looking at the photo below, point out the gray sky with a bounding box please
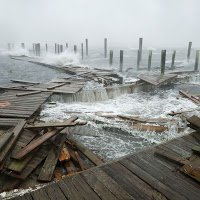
[0,0,199,47]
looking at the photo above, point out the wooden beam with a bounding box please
[0,131,14,152]
[38,133,66,182]
[179,90,200,104]
[68,136,104,166]
[128,124,168,132]
[16,91,41,97]
[187,115,200,128]
[12,117,78,160]
[59,143,70,162]
[0,120,26,163]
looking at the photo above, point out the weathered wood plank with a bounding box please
[16,91,41,97]
[187,115,200,128]
[0,120,26,163]
[37,133,66,182]
[68,136,104,166]
[179,90,200,104]
[0,131,14,152]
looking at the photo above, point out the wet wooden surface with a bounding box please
[9,132,200,200]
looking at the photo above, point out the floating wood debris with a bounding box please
[179,90,200,104]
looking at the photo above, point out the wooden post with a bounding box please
[194,50,200,72]
[109,50,113,66]
[46,44,48,52]
[60,45,63,53]
[104,38,107,58]
[119,50,123,72]
[81,43,84,60]
[58,44,60,54]
[55,43,57,54]
[148,50,152,71]
[137,50,140,71]
[161,50,166,75]
[74,45,77,54]
[66,43,68,49]
[37,43,40,57]
[171,50,176,70]
[86,39,88,56]
[187,41,192,61]
[139,38,143,62]
[12,43,14,50]
[21,43,25,49]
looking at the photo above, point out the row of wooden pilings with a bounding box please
[7,39,199,73]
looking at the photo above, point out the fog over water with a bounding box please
[0,0,200,48]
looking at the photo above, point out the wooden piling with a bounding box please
[86,39,88,56]
[161,50,166,75]
[46,44,48,52]
[55,43,57,54]
[194,50,199,72]
[137,50,140,71]
[12,43,14,50]
[187,41,192,61]
[104,38,107,58]
[139,38,143,62]
[66,43,68,49]
[148,50,152,71]
[58,44,60,54]
[109,50,113,66]
[60,45,63,53]
[119,50,123,72]
[81,43,84,60]
[74,45,77,54]
[21,43,25,49]
[171,50,176,70]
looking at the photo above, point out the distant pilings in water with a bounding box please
[21,43,25,49]
[148,50,152,71]
[74,45,77,54]
[171,50,176,70]
[109,50,113,66]
[66,43,68,49]
[194,50,199,72]
[119,50,123,72]
[35,43,40,56]
[139,38,143,62]
[46,44,48,52]
[86,39,88,56]
[7,43,11,51]
[161,50,166,75]
[104,38,107,58]
[137,50,140,71]
[81,43,84,60]
[187,41,192,61]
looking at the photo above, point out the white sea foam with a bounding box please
[42,51,80,66]
[1,48,29,56]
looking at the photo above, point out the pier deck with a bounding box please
[8,132,200,200]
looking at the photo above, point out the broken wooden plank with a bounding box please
[47,82,70,90]
[192,145,200,154]
[128,124,168,132]
[16,91,41,97]
[25,117,80,129]
[38,133,66,182]
[138,75,159,86]
[68,136,104,166]
[59,143,70,162]
[12,117,78,160]
[0,120,26,163]
[0,131,14,152]
[75,151,85,171]
[10,79,40,84]
[187,115,200,128]
[64,160,77,175]
[179,90,200,104]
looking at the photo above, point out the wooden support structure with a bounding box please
[161,50,166,75]
[81,43,84,60]
[86,39,88,56]
[104,38,107,58]
[139,38,143,62]
[74,45,77,54]
[148,50,152,71]
[119,50,123,72]
[171,50,176,70]
[109,50,113,66]
[187,41,192,61]
[137,50,140,71]
[194,50,199,72]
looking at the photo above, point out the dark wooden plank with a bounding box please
[0,120,26,163]
[31,188,50,200]
[64,160,77,174]
[44,183,66,200]
[120,158,186,200]
[12,192,33,200]
[68,136,103,166]
[102,162,156,200]
[38,133,66,182]
[129,151,200,199]
[90,168,134,200]
[0,131,14,151]
[16,91,42,97]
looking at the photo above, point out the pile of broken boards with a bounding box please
[0,116,102,193]
[154,115,200,183]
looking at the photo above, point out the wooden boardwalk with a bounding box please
[9,132,200,200]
